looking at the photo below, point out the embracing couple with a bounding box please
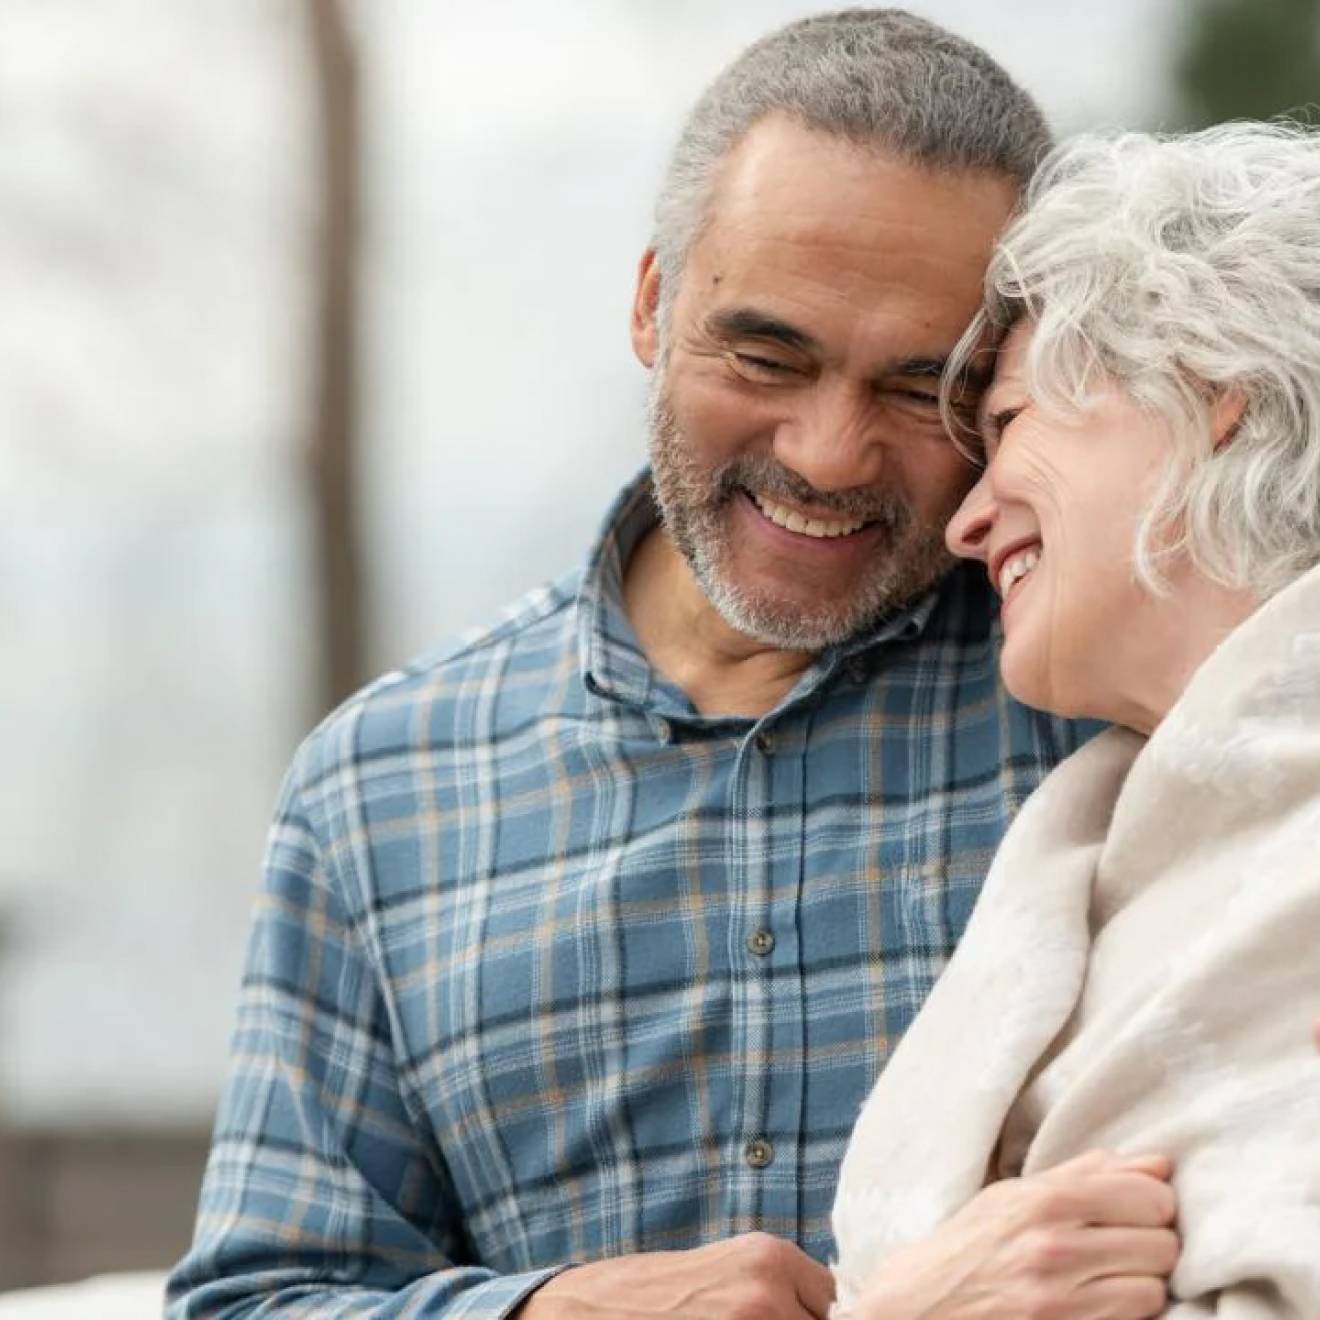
[169,9,1320,1318]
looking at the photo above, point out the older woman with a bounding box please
[832,121,1320,1318]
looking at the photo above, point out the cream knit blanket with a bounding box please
[832,564,1320,1317]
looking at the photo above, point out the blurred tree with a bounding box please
[1174,0,1320,126]
[307,0,366,711]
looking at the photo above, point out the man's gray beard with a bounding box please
[646,374,956,652]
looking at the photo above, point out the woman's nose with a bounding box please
[945,473,996,561]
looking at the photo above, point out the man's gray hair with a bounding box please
[947,121,1320,600]
[651,8,1051,316]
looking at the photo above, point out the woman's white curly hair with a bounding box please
[945,120,1320,598]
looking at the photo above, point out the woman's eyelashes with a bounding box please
[980,405,1024,455]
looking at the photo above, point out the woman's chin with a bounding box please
[1000,659,1107,725]
[1000,655,1068,720]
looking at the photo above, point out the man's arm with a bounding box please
[514,1235,834,1319]
[166,760,565,1319]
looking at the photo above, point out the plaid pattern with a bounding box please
[168,471,1091,1317]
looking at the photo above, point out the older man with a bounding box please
[169,11,1175,1319]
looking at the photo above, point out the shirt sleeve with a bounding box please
[165,755,569,1318]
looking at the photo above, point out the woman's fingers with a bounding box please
[1072,1225,1181,1277]
[1079,1170,1178,1229]
[1073,1273,1170,1320]
[1113,1152,1172,1180]
[1034,1150,1177,1230]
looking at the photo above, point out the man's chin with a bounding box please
[698,577,884,652]
[696,552,953,652]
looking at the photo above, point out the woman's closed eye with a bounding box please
[979,405,1023,457]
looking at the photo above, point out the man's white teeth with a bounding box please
[753,492,866,539]
[999,546,1041,598]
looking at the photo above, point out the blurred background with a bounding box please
[0,0,1315,1296]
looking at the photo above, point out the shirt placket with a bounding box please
[723,713,807,1238]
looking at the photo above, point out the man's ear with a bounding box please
[1210,387,1248,451]
[630,248,663,368]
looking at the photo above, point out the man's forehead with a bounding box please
[705,113,1021,235]
[712,114,895,203]
[682,126,1018,336]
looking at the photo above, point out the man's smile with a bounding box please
[749,490,872,539]
[736,488,887,559]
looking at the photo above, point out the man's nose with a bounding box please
[945,472,995,561]
[772,384,886,492]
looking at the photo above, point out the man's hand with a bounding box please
[850,1150,1178,1320]
[514,1232,834,1319]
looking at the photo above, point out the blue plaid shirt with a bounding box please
[169,472,1090,1317]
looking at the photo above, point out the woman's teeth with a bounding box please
[752,492,866,539]
[999,546,1041,598]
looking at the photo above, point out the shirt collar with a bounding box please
[577,467,945,721]
[578,469,663,712]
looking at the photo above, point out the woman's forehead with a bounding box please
[987,321,1034,396]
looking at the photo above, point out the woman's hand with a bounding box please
[848,1150,1178,1320]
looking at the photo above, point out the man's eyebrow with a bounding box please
[704,307,820,353]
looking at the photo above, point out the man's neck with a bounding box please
[622,525,817,718]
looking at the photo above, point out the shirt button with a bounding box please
[754,730,775,754]
[744,1138,775,1169]
[654,718,672,744]
[745,928,775,957]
